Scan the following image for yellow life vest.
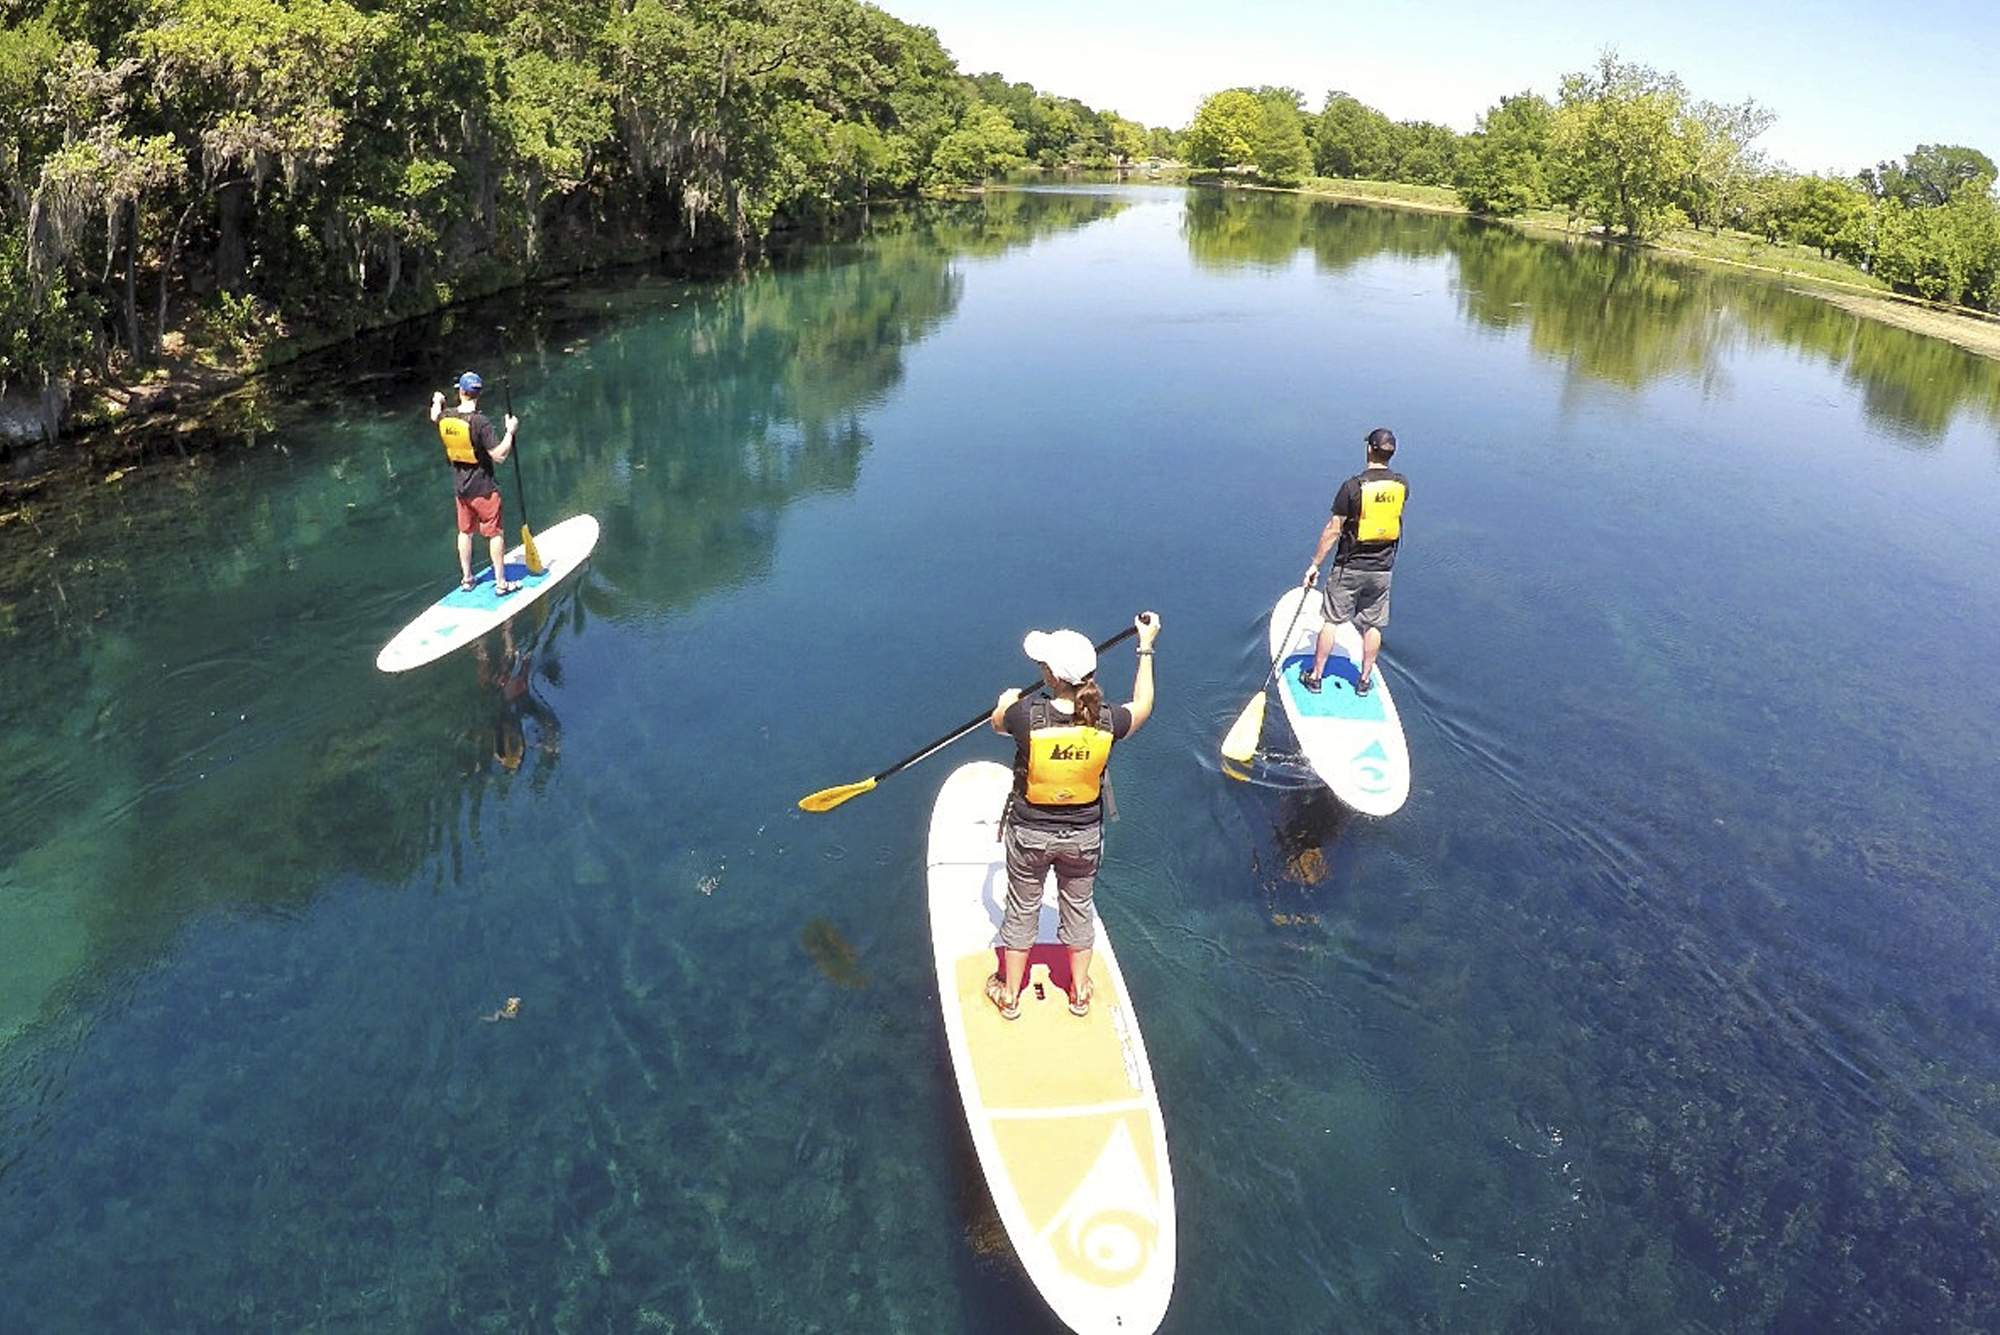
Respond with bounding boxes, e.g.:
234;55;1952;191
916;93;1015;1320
438;414;480;466
1022;700;1115;806
1355;475;1406;544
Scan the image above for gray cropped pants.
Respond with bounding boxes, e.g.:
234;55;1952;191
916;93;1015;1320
1001;821;1103;951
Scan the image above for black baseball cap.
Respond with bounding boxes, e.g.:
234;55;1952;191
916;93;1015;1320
1365;427;1397;455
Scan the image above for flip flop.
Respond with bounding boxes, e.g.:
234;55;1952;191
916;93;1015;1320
984;974;1021;1021
1068;982;1092;1018
460;578;476;592
494;580;521;596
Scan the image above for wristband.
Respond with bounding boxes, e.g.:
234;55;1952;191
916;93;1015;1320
1136;648;1154;656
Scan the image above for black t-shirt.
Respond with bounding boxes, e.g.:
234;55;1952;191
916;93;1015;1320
448;411;500;499
1004;698;1134;829
1332;467;1410;572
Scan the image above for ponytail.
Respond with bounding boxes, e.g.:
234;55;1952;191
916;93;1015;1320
1073;676;1104;730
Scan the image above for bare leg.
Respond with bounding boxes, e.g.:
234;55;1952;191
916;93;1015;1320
1359;628;1382;686
1001;947;1030;1006
489;533;508;589
1068;947;1094;1004
457;531;474;585
1308;622;1337;679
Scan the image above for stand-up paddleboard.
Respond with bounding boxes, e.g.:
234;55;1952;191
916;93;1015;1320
375;514;599;673
927;761;1175;1335
1268;583;1411;816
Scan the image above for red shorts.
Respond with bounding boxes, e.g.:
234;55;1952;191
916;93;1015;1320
455;492;502;537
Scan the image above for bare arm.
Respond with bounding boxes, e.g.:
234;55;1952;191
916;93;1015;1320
429;391;444;423
1123;613;1160;733
489;413;518;463
1303;513;1342;584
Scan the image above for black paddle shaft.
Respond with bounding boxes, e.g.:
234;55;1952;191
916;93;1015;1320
503;377;532;530
866;623;1144;786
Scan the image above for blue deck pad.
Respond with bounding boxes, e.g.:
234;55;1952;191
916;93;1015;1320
1280;653;1387;722
437;560;554;613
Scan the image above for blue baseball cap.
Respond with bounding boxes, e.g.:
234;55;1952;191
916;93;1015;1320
456;371;484;395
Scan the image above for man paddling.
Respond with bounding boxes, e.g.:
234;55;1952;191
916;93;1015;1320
983;613;1160;1021
1301;427;1408;695
429;371;520;594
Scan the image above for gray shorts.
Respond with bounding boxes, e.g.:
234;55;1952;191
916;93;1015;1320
1322;566;1392;632
1001;822;1102;951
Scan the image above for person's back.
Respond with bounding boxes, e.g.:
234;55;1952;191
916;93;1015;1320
1302;428;1408;694
983;614;1160;1021
429;371;519;593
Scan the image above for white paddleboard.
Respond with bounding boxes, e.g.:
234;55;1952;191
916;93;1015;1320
375;514;600;673
927;761;1176;1335
1267;583;1412;816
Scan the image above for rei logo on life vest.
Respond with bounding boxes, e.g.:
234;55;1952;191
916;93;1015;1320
1356;478;1405;544
438;415;480;466
1025;708;1114;806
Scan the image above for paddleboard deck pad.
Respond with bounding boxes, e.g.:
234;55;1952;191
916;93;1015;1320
927;761;1175;1335
1268;582;1412;815
376;514;600;673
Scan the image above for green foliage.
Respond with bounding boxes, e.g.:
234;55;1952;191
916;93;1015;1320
1183;89;1263;169
0;228;93;396
1251;98;1310;185
1871;187;2000;308
0;0;1166;415
1312;92;1395;179
1455;92;1552;216
1864;144;1998;208
1549;54;1696;239
927;103;1026;186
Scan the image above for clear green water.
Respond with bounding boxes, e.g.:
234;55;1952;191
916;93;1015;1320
4;186;2000;1331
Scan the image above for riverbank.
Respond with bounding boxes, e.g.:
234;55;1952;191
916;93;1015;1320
0;227;770;513
1258;176;2000;361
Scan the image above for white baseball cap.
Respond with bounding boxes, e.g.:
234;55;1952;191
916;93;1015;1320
1022;628;1096;685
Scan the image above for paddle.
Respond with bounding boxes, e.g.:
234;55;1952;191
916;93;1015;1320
798;623;1142;813
1220;577;1316;765
502;376;544;576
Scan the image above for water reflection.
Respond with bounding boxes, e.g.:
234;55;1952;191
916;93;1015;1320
1181;189;2000;441
0;192;1127;1049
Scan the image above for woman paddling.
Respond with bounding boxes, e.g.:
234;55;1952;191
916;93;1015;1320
984;612;1160;1020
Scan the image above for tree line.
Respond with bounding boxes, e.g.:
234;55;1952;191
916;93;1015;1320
0;0;1170;440
1182;54;2000;313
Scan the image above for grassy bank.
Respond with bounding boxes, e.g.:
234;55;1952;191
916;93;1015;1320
1271;176;2000;361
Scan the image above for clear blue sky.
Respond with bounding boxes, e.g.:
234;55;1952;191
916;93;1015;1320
884;0;2000;174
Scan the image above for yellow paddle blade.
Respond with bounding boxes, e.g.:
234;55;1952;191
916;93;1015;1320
798;776;877;813
520;524;545;575
1219;691;1268;765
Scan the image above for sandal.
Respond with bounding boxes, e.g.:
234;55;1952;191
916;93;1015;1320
1068;982;1092;1018
1299;670;1323;695
1354;674;1373;696
494;579;522;596
984;974;1021;1021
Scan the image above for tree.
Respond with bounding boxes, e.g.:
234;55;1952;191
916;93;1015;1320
1678;96;1776;232
1182;89;1263;169
1104;115;1146;164
1549;53;1695;239
1313;91;1393;179
926;102;1026;185
1455;92;1553;216
1252;98;1310;184
1772;174;1872;259
1387;119;1460;185
1862;144;1997;208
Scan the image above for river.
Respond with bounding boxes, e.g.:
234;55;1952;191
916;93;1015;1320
3;184;1998;1331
